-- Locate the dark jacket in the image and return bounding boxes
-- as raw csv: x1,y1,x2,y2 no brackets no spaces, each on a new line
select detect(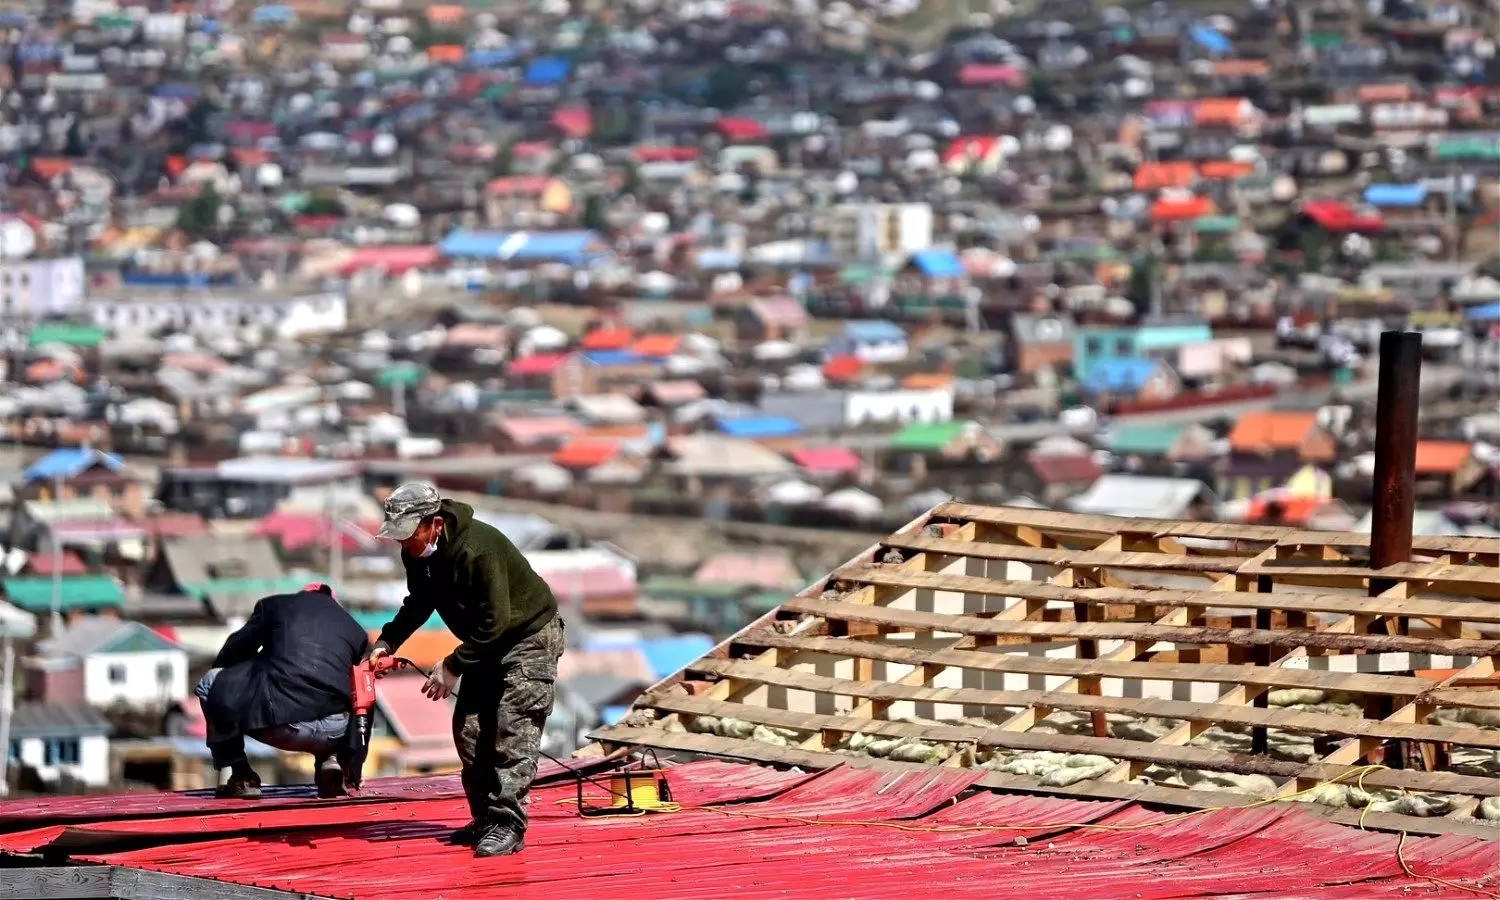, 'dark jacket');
378,499,557,674
206,590,370,738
